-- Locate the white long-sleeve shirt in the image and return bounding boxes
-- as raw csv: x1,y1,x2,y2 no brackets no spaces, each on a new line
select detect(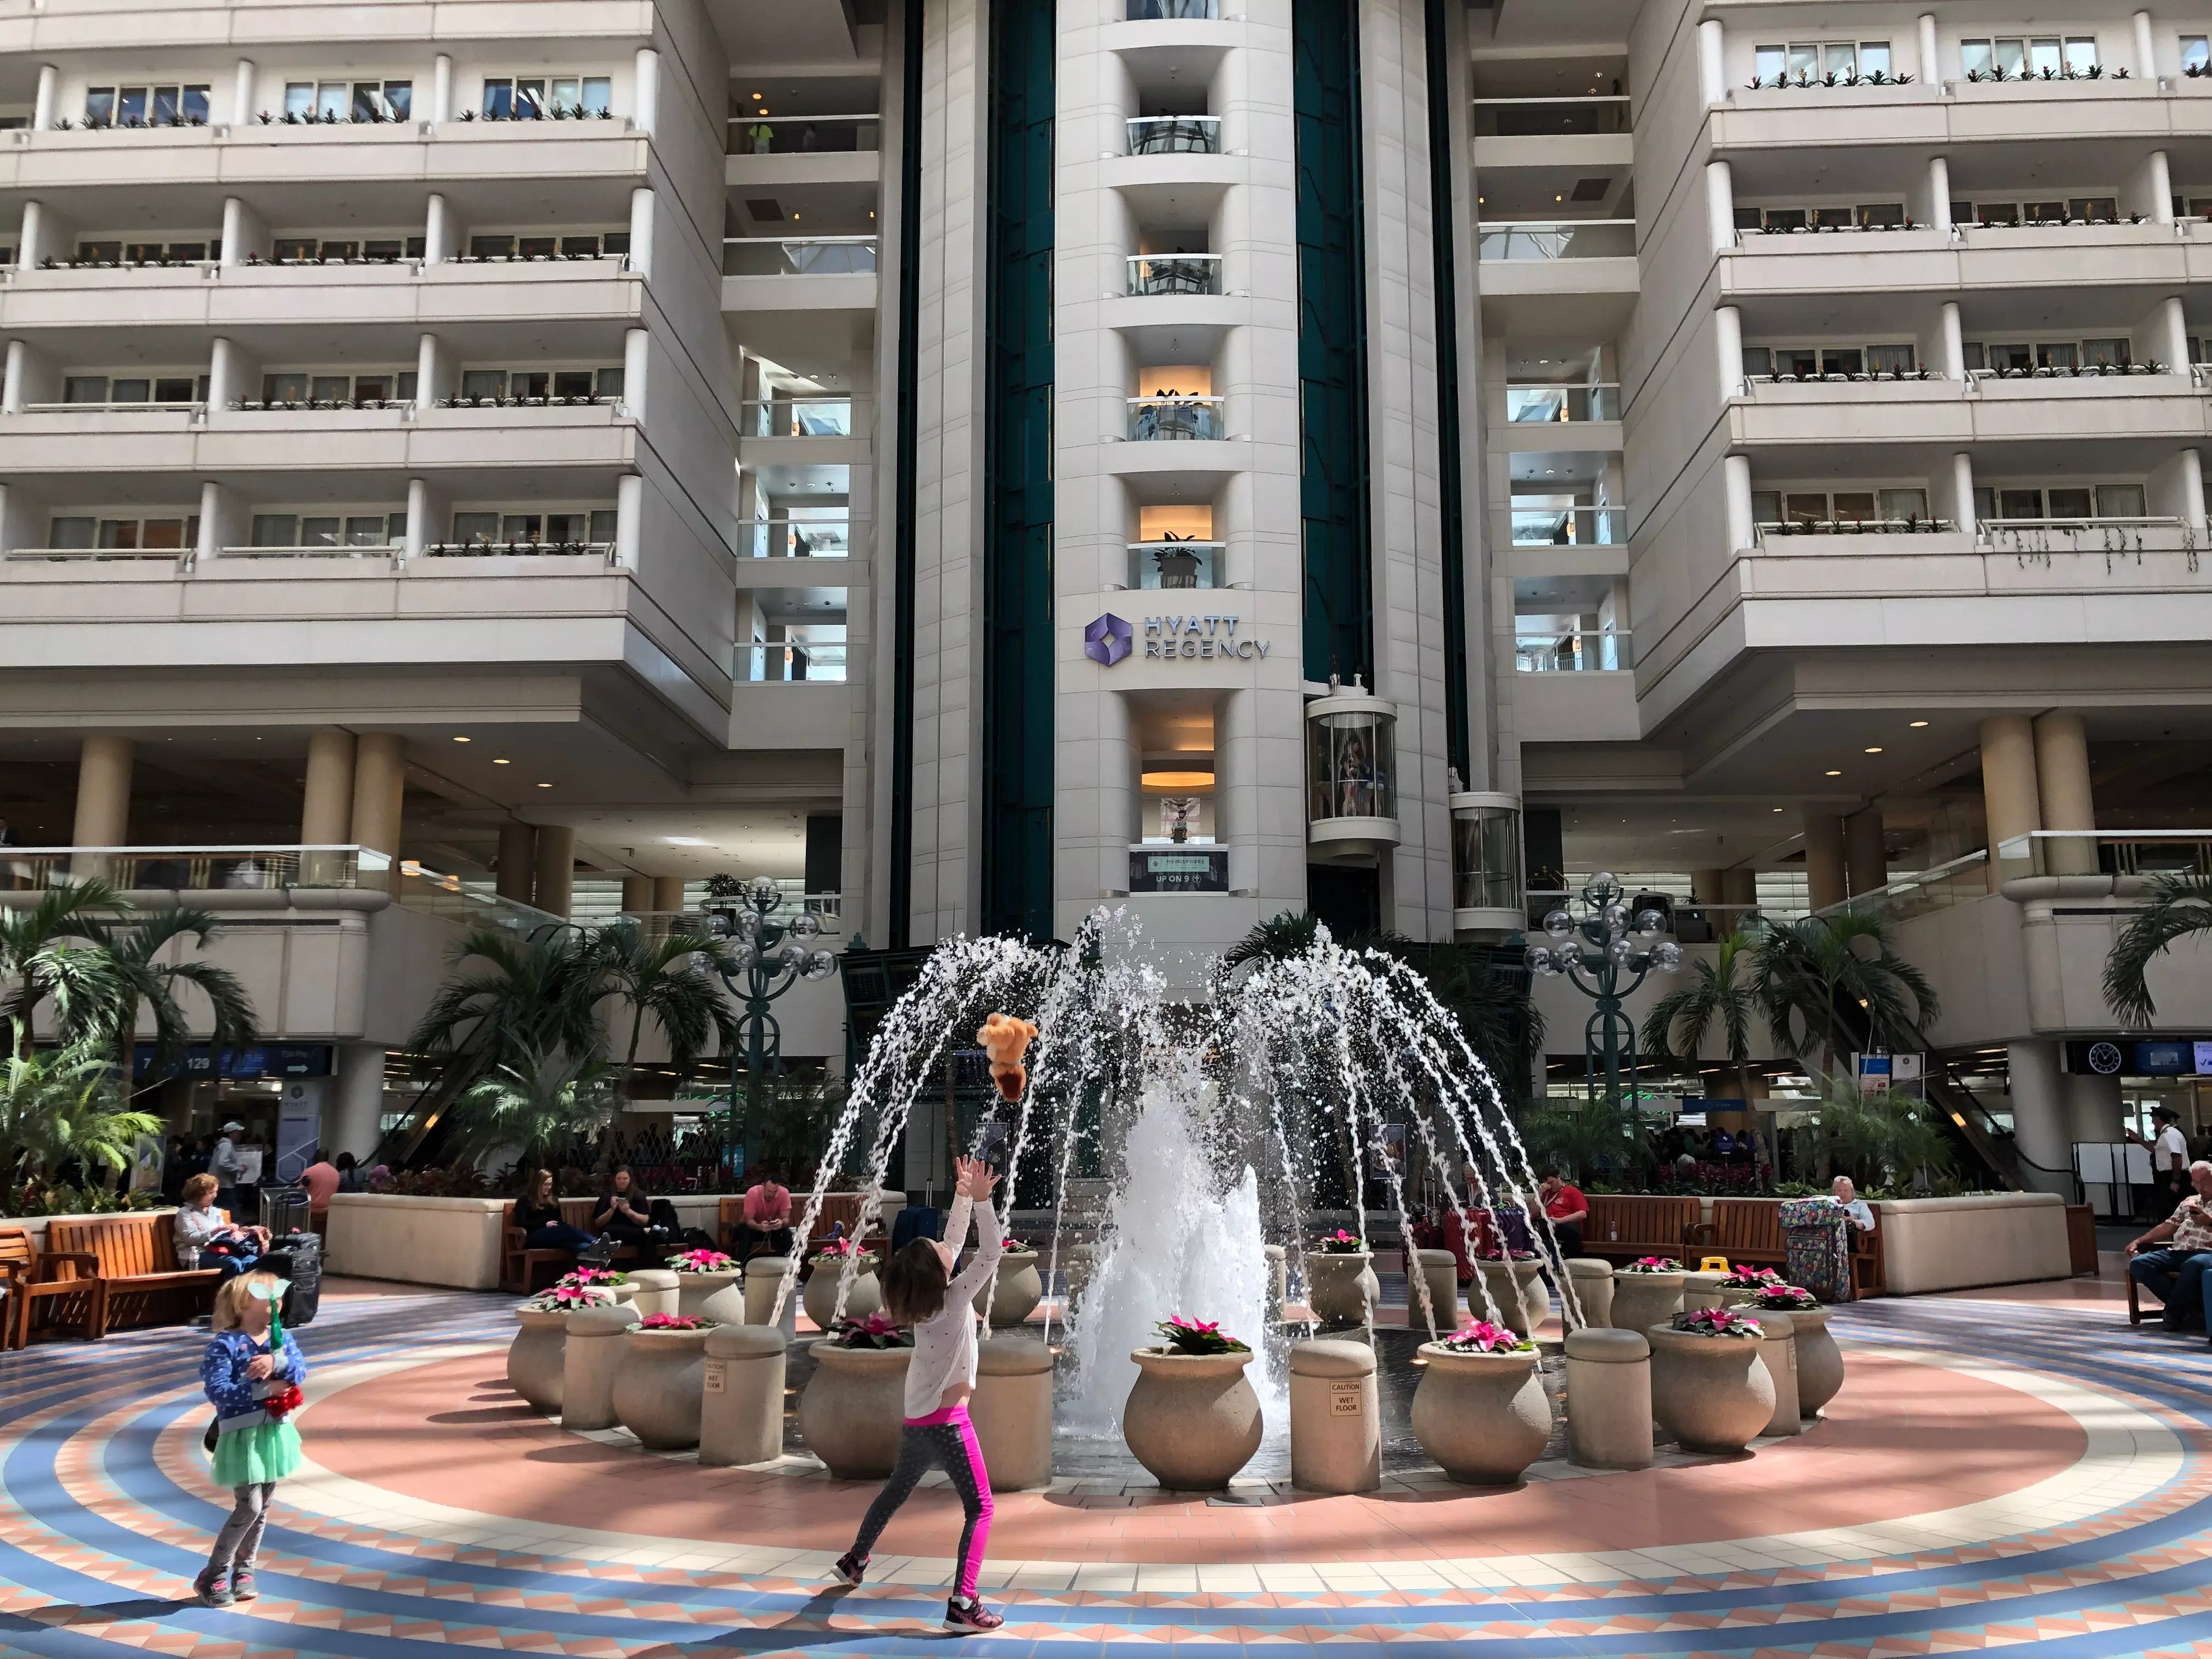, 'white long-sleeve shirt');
900,1194,1002,1419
